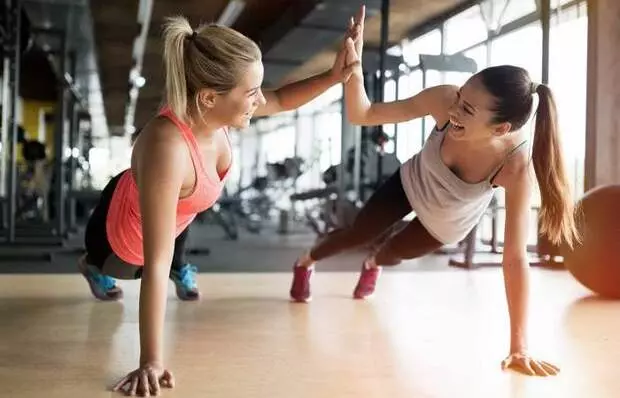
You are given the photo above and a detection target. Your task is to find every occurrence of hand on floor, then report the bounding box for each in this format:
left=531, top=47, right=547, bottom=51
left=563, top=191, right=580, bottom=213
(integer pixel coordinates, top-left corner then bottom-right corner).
left=112, top=363, right=175, bottom=396
left=501, top=352, right=560, bottom=376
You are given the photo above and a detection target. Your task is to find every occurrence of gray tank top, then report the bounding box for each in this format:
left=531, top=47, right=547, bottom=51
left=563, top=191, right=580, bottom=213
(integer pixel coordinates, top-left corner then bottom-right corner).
left=400, top=123, right=526, bottom=244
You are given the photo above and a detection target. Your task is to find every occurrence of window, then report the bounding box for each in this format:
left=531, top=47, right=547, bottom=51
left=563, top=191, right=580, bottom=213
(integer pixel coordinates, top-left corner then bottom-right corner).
left=382, top=78, right=398, bottom=154
left=402, top=29, right=441, bottom=67
left=395, top=70, right=423, bottom=162
left=463, top=44, right=488, bottom=71
left=316, top=111, right=342, bottom=172
left=479, top=0, right=537, bottom=32
left=444, top=6, right=488, bottom=54
left=490, top=21, right=542, bottom=83
left=549, top=8, right=587, bottom=197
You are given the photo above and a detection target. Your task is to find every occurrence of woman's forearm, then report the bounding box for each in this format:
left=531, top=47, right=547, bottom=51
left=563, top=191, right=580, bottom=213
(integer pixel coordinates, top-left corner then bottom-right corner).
left=502, top=258, right=530, bottom=353
left=343, top=73, right=372, bottom=125
left=139, top=266, right=170, bottom=366
left=274, top=70, right=339, bottom=111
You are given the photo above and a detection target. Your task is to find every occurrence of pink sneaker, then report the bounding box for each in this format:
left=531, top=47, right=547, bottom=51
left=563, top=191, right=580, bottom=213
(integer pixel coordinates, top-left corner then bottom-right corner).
left=290, top=264, right=313, bottom=303
left=353, top=264, right=382, bottom=299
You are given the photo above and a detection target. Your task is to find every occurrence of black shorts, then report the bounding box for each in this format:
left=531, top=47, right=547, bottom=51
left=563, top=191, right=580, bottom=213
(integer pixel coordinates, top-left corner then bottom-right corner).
left=84, top=171, right=190, bottom=279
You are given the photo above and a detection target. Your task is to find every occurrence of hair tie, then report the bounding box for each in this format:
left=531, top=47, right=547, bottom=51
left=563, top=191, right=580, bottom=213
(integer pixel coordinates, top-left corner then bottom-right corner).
left=190, top=31, right=197, bottom=41
left=530, top=82, right=539, bottom=95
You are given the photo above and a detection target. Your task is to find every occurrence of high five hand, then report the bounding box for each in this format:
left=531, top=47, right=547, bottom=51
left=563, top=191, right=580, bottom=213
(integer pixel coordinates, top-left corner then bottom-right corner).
left=331, top=5, right=365, bottom=83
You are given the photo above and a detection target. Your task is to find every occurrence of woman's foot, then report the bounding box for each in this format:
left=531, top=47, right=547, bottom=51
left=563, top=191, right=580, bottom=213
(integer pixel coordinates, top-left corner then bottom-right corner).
left=169, top=263, right=201, bottom=301
left=290, top=251, right=315, bottom=303
left=353, top=256, right=382, bottom=299
left=78, top=255, right=123, bottom=301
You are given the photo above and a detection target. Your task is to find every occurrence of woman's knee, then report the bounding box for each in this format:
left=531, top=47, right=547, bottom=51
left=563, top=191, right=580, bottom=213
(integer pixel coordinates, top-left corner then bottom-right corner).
left=101, top=254, right=142, bottom=280
left=374, top=222, right=443, bottom=265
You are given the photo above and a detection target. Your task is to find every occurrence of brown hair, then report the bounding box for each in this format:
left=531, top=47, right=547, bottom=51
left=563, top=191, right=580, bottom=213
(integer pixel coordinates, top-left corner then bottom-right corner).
left=478, top=65, right=580, bottom=249
left=162, top=16, right=261, bottom=123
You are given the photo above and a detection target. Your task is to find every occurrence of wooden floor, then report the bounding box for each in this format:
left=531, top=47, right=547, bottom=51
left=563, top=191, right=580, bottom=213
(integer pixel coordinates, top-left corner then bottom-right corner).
left=0, top=268, right=618, bottom=397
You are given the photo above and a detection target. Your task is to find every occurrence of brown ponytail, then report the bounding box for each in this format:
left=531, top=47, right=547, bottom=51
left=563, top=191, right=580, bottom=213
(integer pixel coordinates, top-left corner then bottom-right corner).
left=531, top=84, right=580, bottom=248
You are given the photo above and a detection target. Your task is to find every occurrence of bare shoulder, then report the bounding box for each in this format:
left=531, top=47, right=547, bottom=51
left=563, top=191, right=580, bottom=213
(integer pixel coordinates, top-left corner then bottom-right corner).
left=492, top=146, right=532, bottom=191
left=132, top=116, right=190, bottom=176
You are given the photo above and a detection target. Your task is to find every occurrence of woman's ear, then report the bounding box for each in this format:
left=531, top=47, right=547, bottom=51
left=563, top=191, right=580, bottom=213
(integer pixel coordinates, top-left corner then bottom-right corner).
left=492, top=121, right=512, bottom=136
left=198, top=89, right=218, bottom=109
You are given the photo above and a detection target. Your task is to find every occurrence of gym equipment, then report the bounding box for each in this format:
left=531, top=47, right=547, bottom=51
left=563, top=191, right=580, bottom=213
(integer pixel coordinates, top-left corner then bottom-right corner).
left=562, top=185, right=620, bottom=299
left=204, top=157, right=305, bottom=240
left=0, top=1, right=91, bottom=262
left=292, top=151, right=402, bottom=239
left=448, top=200, right=550, bottom=269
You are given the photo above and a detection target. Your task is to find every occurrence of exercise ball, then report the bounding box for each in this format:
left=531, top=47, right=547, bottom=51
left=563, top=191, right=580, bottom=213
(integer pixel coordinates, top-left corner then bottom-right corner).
left=563, top=185, right=620, bottom=298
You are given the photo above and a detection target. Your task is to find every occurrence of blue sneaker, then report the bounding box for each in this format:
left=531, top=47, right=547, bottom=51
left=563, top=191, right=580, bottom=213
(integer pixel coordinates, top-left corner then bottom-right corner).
left=170, top=263, right=201, bottom=301
left=78, top=255, right=123, bottom=301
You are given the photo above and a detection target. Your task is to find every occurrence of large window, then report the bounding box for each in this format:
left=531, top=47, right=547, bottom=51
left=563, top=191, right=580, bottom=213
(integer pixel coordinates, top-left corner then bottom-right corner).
left=479, top=0, right=537, bottom=32
left=402, top=29, right=441, bottom=67
left=550, top=4, right=588, bottom=197
left=383, top=78, right=398, bottom=154
left=444, top=6, right=487, bottom=54
left=489, top=21, right=543, bottom=82
left=395, top=70, right=423, bottom=162
left=463, top=44, right=488, bottom=71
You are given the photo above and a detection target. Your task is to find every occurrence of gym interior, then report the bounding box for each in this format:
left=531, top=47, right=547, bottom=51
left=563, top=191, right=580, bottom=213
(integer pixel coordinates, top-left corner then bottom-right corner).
left=1, top=0, right=619, bottom=396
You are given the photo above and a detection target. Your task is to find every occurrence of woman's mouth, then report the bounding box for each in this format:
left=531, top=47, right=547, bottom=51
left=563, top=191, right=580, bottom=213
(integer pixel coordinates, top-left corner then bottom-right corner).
left=450, top=117, right=464, bottom=131
left=448, top=118, right=466, bottom=138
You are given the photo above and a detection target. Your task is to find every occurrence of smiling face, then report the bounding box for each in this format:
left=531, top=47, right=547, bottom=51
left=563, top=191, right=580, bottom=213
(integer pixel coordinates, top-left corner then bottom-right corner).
left=446, top=76, right=511, bottom=141
left=199, top=60, right=266, bottom=130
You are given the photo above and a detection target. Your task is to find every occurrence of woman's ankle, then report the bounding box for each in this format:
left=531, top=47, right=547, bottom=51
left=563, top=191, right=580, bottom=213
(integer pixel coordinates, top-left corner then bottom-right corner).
left=296, top=251, right=316, bottom=268
left=364, top=256, right=380, bottom=269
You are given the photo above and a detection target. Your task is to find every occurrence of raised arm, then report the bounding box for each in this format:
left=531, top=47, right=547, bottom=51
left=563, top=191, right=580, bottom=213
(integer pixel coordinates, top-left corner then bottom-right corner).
left=253, top=71, right=341, bottom=117
left=345, top=74, right=457, bottom=126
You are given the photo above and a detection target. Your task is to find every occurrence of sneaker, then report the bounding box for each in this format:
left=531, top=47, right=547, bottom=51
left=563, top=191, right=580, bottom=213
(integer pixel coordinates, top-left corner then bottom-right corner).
left=353, top=263, right=382, bottom=300
left=290, top=263, right=313, bottom=303
left=170, top=263, right=200, bottom=301
left=78, top=255, right=123, bottom=301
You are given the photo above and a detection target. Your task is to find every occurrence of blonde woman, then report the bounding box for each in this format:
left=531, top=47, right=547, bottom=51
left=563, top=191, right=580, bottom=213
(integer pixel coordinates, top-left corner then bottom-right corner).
left=78, top=12, right=362, bottom=395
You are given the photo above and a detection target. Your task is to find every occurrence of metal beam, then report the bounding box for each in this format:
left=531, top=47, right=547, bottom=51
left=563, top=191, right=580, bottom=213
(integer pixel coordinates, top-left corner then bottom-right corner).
left=52, top=27, right=67, bottom=238
left=5, top=0, right=22, bottom=243
left=541, top=0, right=550, bottom=84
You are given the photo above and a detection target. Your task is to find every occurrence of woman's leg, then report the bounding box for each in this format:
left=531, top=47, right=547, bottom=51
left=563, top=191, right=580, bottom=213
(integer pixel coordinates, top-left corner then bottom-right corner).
left=169, top=226, right=201, bottom=301
left=79, top=172, right=126, bottom=301
left=290, top=169, right=412, bottom=302
left=353, top=217, right=444, bottom=299
left=310, top=170, right=412, bottom=262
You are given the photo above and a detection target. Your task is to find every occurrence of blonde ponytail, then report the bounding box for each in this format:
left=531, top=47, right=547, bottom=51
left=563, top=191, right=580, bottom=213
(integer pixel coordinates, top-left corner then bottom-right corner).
left=162, top=16, right=193, bottom=122
left=161, top=16, right=261, bottom=124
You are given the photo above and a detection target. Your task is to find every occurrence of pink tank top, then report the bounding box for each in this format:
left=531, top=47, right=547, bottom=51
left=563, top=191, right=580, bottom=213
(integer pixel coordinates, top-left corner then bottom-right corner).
left=106, top=107, right=231, bottom=265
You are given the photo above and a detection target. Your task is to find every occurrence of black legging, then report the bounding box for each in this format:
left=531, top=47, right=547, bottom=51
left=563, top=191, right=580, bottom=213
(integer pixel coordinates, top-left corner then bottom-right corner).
left=310, top=170, right=443, bottom=265
left=84, top=171, right=190, bottom=278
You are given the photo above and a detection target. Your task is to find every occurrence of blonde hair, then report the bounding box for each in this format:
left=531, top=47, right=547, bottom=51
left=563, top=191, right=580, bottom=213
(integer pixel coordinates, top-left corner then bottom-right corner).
left=162, top=16, right=262, bottom=123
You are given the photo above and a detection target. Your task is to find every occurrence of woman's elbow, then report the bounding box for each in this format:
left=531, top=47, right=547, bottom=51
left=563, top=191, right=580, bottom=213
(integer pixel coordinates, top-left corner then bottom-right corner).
left=346, top=110, right=371, bottom=126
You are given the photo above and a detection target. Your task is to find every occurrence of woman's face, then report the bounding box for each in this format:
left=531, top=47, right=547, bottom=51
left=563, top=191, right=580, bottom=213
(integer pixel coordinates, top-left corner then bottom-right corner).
left=208, top=60, right=266, bottom=130
left=447, top=76, right=510, bottom=141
